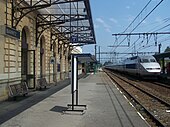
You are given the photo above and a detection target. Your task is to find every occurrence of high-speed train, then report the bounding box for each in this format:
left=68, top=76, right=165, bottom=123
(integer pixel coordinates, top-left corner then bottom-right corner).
left=105, top=55, right=161, bottom=78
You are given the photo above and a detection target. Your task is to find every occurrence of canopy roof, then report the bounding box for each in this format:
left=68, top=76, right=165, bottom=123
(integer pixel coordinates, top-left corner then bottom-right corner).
left=72, top=53, right=96, bottom=63
left=154, top=52, right=170, bottom=59
left=36, top=0, right=96, bottom=46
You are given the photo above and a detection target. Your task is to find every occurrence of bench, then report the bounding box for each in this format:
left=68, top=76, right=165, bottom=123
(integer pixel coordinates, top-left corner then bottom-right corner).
left=37, top=78, right=48, bottom=89
left=8, top=82, right=28, bottom=98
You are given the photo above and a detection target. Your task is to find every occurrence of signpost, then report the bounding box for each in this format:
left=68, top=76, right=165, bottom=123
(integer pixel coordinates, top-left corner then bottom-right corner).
left=73, top=56, right=77, bottom=92
left=64, top=54, right=93, bottom=113
left=70, top=36, right=78, bottom=43
left=0, top=25, right=20, bottom=39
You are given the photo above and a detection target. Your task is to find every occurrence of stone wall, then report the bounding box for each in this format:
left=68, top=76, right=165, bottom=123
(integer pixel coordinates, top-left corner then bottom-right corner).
left=0, top=0, right=69, bottom=101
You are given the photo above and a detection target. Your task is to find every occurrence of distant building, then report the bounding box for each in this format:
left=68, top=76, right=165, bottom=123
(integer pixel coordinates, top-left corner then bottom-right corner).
left=71, top=46, right=82, bottom=54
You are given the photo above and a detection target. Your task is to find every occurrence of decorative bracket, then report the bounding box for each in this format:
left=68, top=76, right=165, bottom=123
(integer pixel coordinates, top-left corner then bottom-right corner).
left=11, top=0, right=84, bottom=28
left=11, top=0, right=51, bottom=28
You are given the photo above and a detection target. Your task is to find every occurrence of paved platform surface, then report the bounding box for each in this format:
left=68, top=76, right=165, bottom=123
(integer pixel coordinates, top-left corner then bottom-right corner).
left=0, top=72, right=149, bottom=127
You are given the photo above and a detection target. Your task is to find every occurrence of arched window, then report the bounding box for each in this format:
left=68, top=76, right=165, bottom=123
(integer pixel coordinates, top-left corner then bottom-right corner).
left=21, top=28, right=28, bottom=78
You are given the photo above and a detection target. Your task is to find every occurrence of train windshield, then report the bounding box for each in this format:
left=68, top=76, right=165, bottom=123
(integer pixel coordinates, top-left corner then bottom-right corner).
left=141, top=59, right=149, bottom=63
left=140, top=58, right=156, bottom=63
left=150, top=59, right=156, bottom=62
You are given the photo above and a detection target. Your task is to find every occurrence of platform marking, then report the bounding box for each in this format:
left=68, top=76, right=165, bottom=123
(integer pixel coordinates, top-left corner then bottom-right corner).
left=129, top=102, right=134, bottom=108
left=137, top=112, right=145, bottom=120
left=123, top=95, right=128, bottom=101
left=166, top=110, right=170, bottom=113
left=106, top=73, right=150, bottom=126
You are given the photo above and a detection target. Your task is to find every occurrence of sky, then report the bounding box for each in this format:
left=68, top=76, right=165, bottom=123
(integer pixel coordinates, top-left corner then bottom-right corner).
left=82, top=0, right=170, bottom=63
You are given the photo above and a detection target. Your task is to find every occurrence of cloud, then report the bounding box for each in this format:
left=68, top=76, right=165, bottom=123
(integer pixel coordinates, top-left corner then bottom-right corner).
left=110, top=18, right=118, bottom=24
left=126, top=6, right=130, bottom=9
left=96, top=18, right=111, bottom=28
left=155, top=17, right=163, bottom=24
left=94, top=23, right=99, bottom=29
left=141, top=20, right=147, bottom=24
left=96, top=18, right=111, bottom=32
left=105, top=28, right=111, bottom=33
left=126, top=15, right=135, bottom=22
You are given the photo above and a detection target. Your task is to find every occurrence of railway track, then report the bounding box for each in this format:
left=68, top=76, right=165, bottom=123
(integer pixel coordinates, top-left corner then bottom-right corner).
left=112, top=72, right=170, bottom=105
left=104, top=69, right=170, bottom=127
left=138, top=81, right=170, bottom=104
left=151, top=82, right=170, bottom=89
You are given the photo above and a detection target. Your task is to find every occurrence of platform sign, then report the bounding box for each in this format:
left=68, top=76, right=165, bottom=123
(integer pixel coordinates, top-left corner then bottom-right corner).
left=70, top=36, right=78, bottom=43
left=64, top=54, right=90, bottom=112
left=0, top=25, right=20, bottom=39
left=71, top=53, right=93, bottom=93
left=71, top=55, right=77, bottom=93
left=73, top=56, right=77, bottom=92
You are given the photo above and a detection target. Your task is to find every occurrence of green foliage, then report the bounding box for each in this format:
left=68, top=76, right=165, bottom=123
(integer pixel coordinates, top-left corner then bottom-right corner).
left=164, top=46, right=170, bottom=52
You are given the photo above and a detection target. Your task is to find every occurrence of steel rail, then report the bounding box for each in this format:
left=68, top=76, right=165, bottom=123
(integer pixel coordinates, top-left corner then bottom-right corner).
left=109, top=70, right=170, bottom=107
left=104, top=69, right=168, bottom=127
left=151, top=82, right=170, bottom=89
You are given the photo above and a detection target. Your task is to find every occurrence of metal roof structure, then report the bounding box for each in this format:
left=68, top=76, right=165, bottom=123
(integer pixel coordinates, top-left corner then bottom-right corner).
left=11, top=0, right=96, bottom=47
left=71, top=53, right=96, bottom=63
left=154, top=52, right=170, bottom=59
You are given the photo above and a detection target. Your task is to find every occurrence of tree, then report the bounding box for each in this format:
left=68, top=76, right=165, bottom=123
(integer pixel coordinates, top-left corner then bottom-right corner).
left=164, top=46, right=170, bottom=52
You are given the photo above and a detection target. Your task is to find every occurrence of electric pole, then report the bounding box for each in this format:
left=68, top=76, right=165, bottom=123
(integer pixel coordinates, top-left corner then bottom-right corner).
left=95, top=45, right=97, bottom=60
left=158, top=44, right=162, bottom=53
left=98, top=46, right=100, bottom=64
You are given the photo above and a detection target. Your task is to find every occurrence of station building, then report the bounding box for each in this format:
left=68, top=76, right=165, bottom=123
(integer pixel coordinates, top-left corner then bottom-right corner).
left=0, top=0, right=96, bottom=101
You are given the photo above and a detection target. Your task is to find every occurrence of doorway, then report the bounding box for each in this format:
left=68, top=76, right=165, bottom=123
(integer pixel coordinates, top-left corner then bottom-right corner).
left=21, top=27, right=35, bottom=88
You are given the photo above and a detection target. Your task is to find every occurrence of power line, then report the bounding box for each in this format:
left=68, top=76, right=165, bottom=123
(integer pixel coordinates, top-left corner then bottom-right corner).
left=112, top=31, right=170, bottom=36
left=153, top=23, right=170, bottom=32
left=120, top=17, right=170, bottom=54
left=130, top=0, right=164, bottom=33
left=111, top=0, right=153, bottom=52
left=148, top=18, right=170, bottom=32
left=122, top=0, right=152, bottom=33
left=112, top=0, right=164, bottom=52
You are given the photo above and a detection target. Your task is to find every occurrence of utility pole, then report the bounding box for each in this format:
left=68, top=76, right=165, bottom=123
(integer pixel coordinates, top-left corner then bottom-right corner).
left=95, top=45, right=97, bottom=60
left=158, top=44, right=162, bottom=53
left=98, top=46, right=100, bottom=64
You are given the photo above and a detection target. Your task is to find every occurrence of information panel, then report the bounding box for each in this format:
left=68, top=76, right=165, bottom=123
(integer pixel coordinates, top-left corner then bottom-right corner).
left=73, top=57, right=77, bottom=92
left=71, top=55, right=77, bottom=93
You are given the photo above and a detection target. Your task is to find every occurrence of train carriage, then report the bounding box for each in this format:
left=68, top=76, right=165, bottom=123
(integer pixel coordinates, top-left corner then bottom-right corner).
left=105, top=55, right=161, bottom=78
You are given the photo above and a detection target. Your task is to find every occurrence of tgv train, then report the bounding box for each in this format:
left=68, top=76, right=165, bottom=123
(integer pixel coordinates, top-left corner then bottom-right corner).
left=105, top=55, right=161, bottom=78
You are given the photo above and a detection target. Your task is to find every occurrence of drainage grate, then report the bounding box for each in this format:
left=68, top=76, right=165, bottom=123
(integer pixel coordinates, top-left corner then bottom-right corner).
left=96, top=83, right=106, bottom=85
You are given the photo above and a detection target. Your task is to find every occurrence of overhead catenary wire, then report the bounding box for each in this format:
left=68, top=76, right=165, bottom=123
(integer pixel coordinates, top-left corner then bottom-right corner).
left=147, top=18, right=170, bottom=32
left=112, top=0, right=164, bottom=52
left=135, top=24, right=170, bottom=50
left=112, top=0, right=152, bottom=45
left=114, top=2, right=169, bottom=61
left=133, top=35, right=170, bottom=54
left=120, top=17, right=170, bottom=56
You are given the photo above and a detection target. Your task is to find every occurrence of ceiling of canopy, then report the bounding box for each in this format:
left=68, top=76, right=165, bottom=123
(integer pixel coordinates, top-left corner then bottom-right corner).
left=36, top=0, right=96, bottom=46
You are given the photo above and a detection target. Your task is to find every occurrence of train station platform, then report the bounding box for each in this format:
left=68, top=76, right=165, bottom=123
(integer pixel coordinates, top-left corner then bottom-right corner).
left=0, top=72, right=149, bottom=127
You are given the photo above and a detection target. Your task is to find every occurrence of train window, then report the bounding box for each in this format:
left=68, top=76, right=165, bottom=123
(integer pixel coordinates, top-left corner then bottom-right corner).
left=150, top=59, right=156, bottom=62
left=130, top=56, right=137, bottom=60
left=142, top=59, right=149, bottom=63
